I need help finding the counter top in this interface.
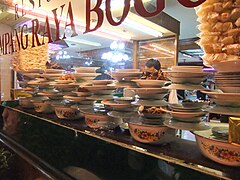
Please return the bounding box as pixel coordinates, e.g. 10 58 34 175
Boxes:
1 102 239 180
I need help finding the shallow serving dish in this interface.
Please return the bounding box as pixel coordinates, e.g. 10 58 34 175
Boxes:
161 108 207 122
132 80 167 88
164 71 209 78
164 84 206 91
163 119 210 131
216 86 240 93
128 122 176 144
102 99 133 111
45 69 65 74
72 91 92 97
92 80 114 85
193 123 240 166
132 99 168 107
55 106 82 120
114 97 134 104
167 77 205 84
115 69 140 73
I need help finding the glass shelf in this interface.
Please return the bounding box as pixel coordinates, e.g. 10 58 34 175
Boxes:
0 101 239 180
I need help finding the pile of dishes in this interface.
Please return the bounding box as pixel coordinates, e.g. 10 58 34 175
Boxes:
72 66 100 83
202 61 240 117
122 80 176 144
163 66 209 90
213 61 240 93
162 101 210 131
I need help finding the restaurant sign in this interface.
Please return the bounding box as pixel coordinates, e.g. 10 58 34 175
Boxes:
0 0 205 56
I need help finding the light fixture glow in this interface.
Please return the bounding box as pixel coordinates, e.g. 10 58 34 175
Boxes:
123 18 163 37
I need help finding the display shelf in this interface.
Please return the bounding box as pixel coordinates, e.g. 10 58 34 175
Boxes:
1 102 239 180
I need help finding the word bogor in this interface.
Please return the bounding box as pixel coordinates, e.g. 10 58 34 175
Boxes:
0 0 205 56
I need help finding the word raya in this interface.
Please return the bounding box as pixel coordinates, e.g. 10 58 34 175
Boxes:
0 0 206 56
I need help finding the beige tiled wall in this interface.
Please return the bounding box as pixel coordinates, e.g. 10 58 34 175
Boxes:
0 23 13 101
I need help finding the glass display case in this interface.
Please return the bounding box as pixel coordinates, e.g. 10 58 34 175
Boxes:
0 102 239 180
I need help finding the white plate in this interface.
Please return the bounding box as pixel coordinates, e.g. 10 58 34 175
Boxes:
164 71 209 78
92 80 114 85
74 73 100 77
115 69 140 73
54 80 75 84
102 99 133 111
72 91 91 97
167 77 205 84
63 95 86 101
163 84 206 90
127 88 169 95
163 119 210 131
161 108 207 122
131 99 168 107
38 92 63 99
41 74 63 80
82 85 115 92
50 83 79 88
73 67 100 73
171 66 203 72
108 81 138 88
213 60 240 73
131 80 167 88
45 69 65 74
217 86 240 93
206 106 240 116
86 95 113 101
211 98 240 107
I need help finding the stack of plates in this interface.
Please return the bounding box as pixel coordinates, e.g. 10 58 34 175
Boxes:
164 66 209 90
215 73 240 93
163 104 207 123
161 103 210 131
202 90 240 116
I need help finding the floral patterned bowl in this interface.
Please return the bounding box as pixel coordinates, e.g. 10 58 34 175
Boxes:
193 123 240 166
32 101 54 114
82 110 122 130
54 106 82 120
128 122 176 144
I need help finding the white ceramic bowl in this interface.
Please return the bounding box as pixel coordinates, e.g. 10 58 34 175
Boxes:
132 80 167 88
55 106 82 120
114 97 134 104
73 67 100 73
193 123 240 166
128 122 176 144
83 111 122 129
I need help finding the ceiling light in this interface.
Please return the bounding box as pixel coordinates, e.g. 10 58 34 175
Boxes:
122 18 163 37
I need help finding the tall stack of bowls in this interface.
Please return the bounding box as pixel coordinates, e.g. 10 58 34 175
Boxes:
161 66 211 131
80 80 123 130
202 61 240 117
72 67 100 83
122 79 176 144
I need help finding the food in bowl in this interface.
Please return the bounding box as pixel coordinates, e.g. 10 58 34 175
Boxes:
55 106 82 120
58 74 75 81
138 106 168 119
128 122 176 144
